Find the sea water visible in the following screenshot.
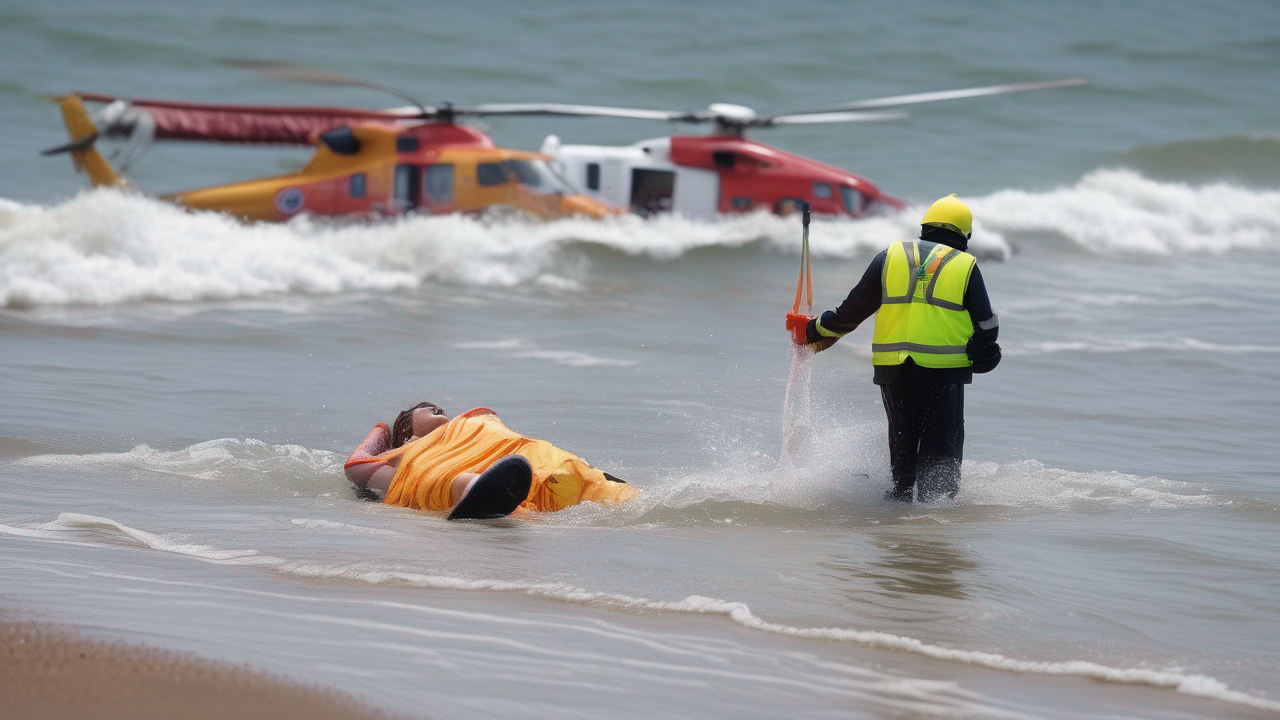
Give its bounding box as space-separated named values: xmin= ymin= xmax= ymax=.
xmin=3 ymin=1 xmax=1280 ymax=718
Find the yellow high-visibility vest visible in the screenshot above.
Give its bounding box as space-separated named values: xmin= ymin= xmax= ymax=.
xmin=871 ymin=241 xmax=976 ymax=368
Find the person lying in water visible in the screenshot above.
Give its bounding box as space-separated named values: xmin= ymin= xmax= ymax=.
xmin=344 ymin=402 xmax=636 ymax=520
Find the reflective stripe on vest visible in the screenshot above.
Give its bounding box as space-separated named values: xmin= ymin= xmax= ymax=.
xmin=872 ymin=241 xmax=977 ymax=368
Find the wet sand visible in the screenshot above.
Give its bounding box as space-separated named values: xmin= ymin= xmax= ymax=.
xmin=2 ymin=618 xmax=398 ymax=720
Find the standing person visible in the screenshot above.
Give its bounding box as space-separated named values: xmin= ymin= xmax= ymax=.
xmin=804 ymin=194 xmax=1001 ymax=502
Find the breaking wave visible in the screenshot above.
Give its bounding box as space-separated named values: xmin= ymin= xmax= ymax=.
xmin=11 ymin=438 xmax=345 ymax=497
xmin=2 ymin=167 xmax=1278 ymax=308
xmin=974 ymin=168 xmax=1280 ymax=255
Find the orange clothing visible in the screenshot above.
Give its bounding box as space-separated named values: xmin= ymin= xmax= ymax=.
xmin=345 ymin=409 xmax=636 ymax=513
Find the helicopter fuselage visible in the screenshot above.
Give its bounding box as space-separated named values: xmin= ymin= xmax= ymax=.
xmin=545 ymin=134 xmax=903 ymax=219
xmin=167 ymin=123 xmax=617 ymax=222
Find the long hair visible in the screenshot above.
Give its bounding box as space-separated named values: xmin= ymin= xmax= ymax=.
xmin=391 ymin=401 xmax=445 ymax=448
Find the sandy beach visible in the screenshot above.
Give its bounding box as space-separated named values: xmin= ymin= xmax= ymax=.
xmin=2 ymin=617 xmax=396 ymax=720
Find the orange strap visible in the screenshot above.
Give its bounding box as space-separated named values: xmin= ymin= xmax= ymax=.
xmin=790 ymin=217 xmax=812 ymax=315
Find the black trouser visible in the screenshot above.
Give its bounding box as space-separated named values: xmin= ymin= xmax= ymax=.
xmin=880 ymin=368 xmax=964 ymax=502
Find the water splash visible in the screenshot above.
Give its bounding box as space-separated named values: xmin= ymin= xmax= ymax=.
xmin=780 ymin=343 xmax=813 ymax=473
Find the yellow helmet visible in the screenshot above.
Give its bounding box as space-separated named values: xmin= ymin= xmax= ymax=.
xmin=920 ymin=193 xmax=972 ymax=238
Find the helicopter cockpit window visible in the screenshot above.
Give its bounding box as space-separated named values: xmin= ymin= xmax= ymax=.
xmin=813 ymin=182 xmax=833 ymax=199
xmin=423 ymin=165 xmax=454 ymax=206
xmin=504 ymin=160 xmax=575 ymax=195
xmin=476 ymin=162 xmax=507 ymax=187
xmin=586 ymin=163 xmax=601 ymax=191
xmin=841 ymin=185 xmax=866 ymax=215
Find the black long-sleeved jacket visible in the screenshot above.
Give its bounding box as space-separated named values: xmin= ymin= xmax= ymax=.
xmin=805 ymin=246 xmax=998 ymax=385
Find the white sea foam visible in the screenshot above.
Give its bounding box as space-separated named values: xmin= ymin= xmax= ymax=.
xmin=1019 ymin=337 xmax=1280 ymax=355
xmin=0 ymin=190 xmax=928 ymax=309
xmin=0 ymin=512 xmax=269 ymax=562
xmin=290 ymin=518 xmax=404 ymax=537
xmin=973 ymin=168 xmax=1280 ymax=255
xmin=961 ymin=460 xmax=1222 ymax=510
xmin=14 ymin=438 xmax=342 ymax=481
xmin=6 ymin=170 xmax=1275 ymax=307
xmin=453 ymin=338 xmax=638 ymax=367
xmin=10 ymin=436 xmax=1224 ymax=516
xmin=3 ymin=511 xmax=1276 ymax=713
xmin=0 ymin=192 xmax=414 ymax=307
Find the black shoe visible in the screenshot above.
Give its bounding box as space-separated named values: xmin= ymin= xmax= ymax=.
xmin=447 ymin=456 xmax=534 ymax=520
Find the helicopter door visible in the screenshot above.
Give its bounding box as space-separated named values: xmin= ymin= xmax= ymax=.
xmin=422 ymin=164 xmax=455 ymax=212
xmin=630 ymin=169 xmax=674 ymax=216
xmin=392 ymin=164 xmax=420 ymax=212
xmin=670 ymin=167 xmax=719 ymax=219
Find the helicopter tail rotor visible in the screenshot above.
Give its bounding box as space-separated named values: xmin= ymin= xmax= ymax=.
xmin=42 ymin=95 xmax=125 ymax=188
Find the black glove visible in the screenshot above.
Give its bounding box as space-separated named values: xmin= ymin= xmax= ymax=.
xmin=967 ymin=336 xmax=1001 ymax=373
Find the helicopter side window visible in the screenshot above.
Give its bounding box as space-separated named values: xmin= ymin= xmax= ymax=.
xmin=813 ymin=182 xmax=833 ymax=199
xmin=423 ymin=164 xmax=454 ymax=206
xmin=476 ymin=162 xmax=507 ymax=187
xmin=348 ymin=173 xmax=367 ymax=199
xmin=585 ymin=163 xmax=601 ymax=191
xmin=841 ymin=185 xmax=867 ymax=215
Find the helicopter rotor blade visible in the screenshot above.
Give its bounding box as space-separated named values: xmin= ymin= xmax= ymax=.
xmin=765 ymin=110 xmax=907 ymax=126
xmin=222 ymin=59 xmax=367 ymax=87
xmin=770 ymin=78 xmax=1086 ymax=120
xmin=466 ymin=102 xmax=703 ymax=122
xmin=221 ymin=59 xmax=433 ymax=118
xmin=40 ymin=132 xmax=99 ymax=156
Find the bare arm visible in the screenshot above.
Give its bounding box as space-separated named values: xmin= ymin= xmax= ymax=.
xmin=345 ymin=458 xmax=398 ymax=491
xmin=344 ymin=423 xmax=395 ymax=491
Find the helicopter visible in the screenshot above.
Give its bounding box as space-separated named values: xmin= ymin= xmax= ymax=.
xmin=43 ymin=71 xmax=621 ymax=222
xmin=513 ymin=77 xmax=1086 ymax=218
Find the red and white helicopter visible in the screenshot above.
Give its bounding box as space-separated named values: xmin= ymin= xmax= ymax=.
xmin=491 ymin=77 xmax=1085 ymax=219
